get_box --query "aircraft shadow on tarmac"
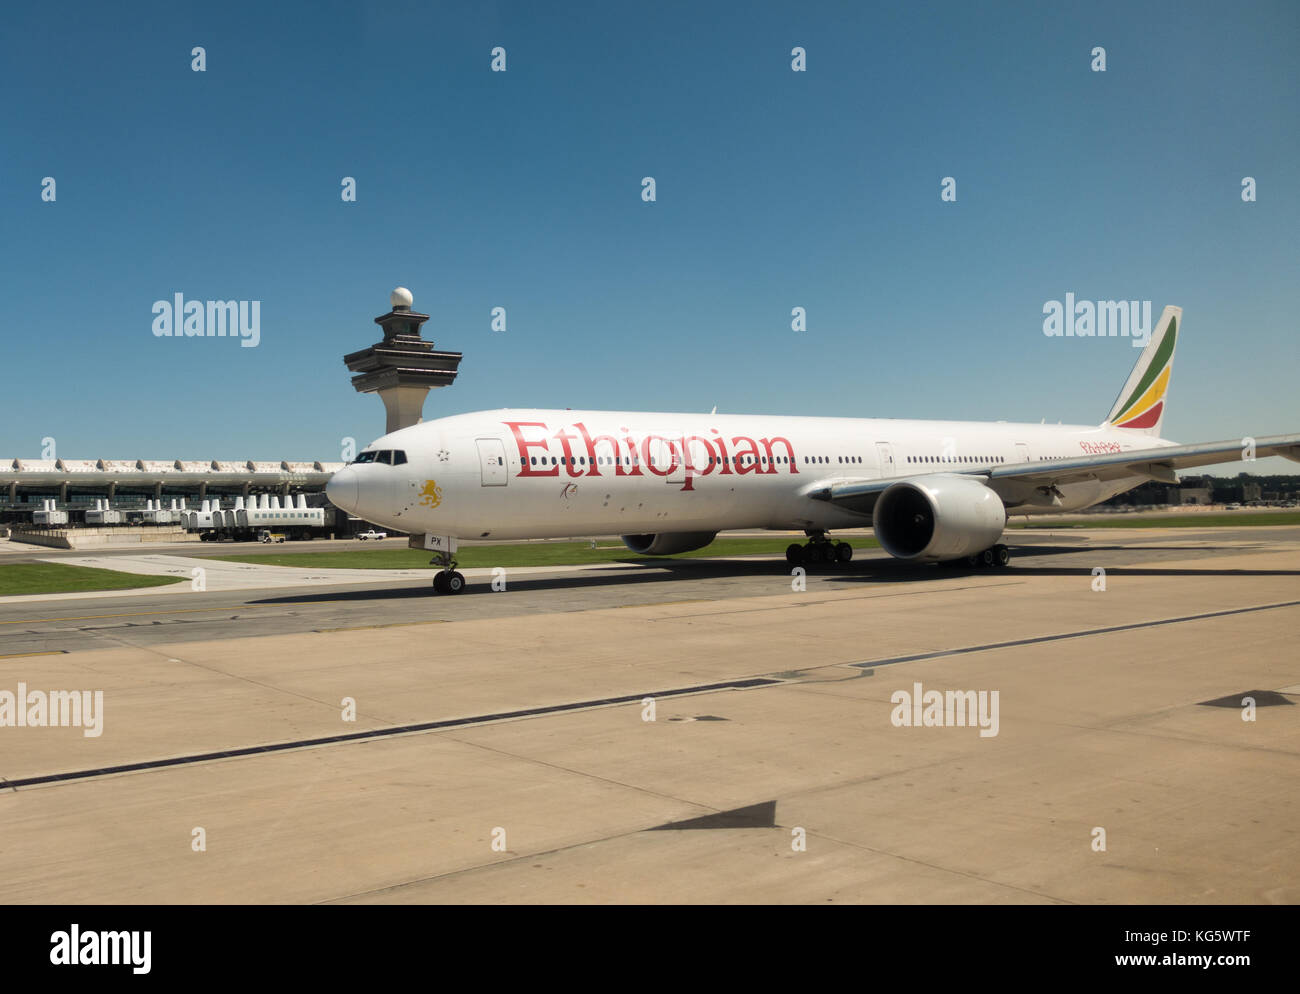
[249,552,1300,604]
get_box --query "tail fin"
[1104,304,1180,437]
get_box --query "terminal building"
[1,288,462,546]
[0,459,343,508]
[0,458,350,542]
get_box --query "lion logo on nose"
[418,480,444,509]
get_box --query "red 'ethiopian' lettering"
[640,435,678,477]
[731,436,761,474]
[573,422,633,476]
[761,436,797,472]
[505,420,800,490]
[552,425,583,478]
[679,435,718,492]
[505,421,557,476]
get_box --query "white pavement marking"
[0,554,665,604]
[44,554,439,590]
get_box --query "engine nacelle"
[872,475,1006,561]
[621,531,717,556]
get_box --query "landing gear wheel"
[433,572,448,594]
[994,544,1010,567]
[980,548,996,567]
[835,542,853,563]
[445,571,466,594]
[786,543,804,566]
[820,543,837,564]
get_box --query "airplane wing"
[810,432,1300,515]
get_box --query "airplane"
[325,305,1300,593]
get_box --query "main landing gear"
[946,544,1011,569]
[430,551,467,594]
[785,532,853,566]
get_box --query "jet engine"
[872,475,1006,561]
[621,532,718,556]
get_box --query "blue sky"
[1,0,1296,469]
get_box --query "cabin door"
[476,438,509,486]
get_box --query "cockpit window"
[351,449,407,465]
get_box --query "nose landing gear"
[433,569,466,594]
[430,551,467,594]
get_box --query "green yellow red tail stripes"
[1105,305,1180,436]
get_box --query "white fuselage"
[327,409,1171,542]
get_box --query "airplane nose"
[326,467,359,513]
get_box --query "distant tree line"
[1100,473,1300,507]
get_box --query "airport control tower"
[343,288,463,433]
